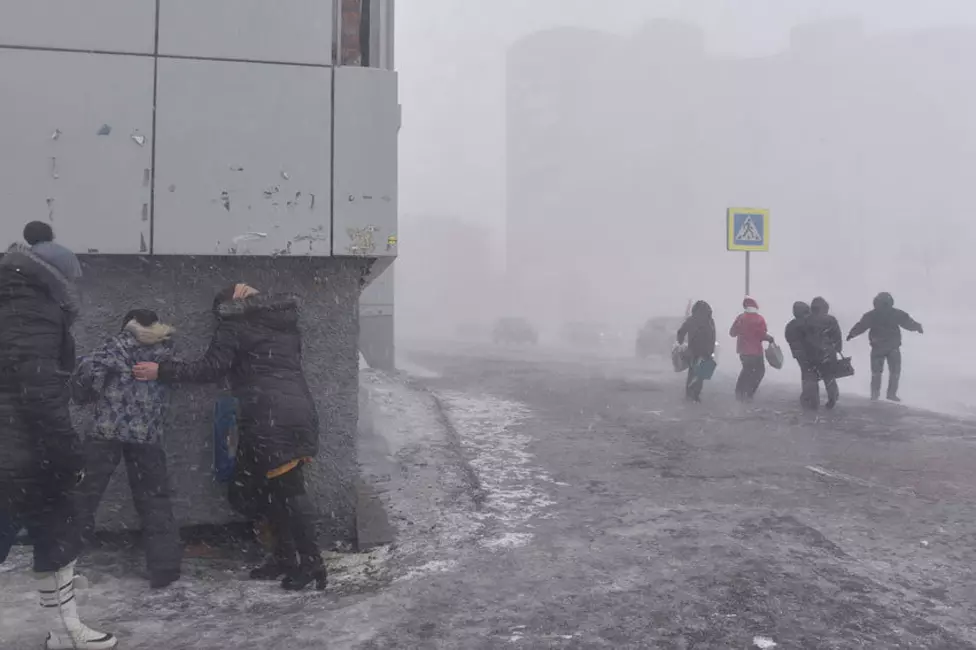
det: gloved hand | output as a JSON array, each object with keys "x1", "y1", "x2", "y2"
[
  {"x1": 918, "y1": 325, "x2": 924, "y2": 334},
  {"x1": 846, "y1": 334, "x2": 853, "y2": 342}
]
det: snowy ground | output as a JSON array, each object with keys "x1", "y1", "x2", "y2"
[{"x1": 3, "y1": 342, "x2": 976, "y2": 648}]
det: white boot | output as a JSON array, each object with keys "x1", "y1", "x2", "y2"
[{"x1": 38, "y1": 561, "x2": 118, "y2": 650}]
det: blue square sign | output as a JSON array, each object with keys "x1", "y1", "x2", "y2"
[{"x1": 727, "y1": 208, "x2": 769, "y2": 251}]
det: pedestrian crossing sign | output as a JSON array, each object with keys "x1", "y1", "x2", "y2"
[{"x1": 727, "y1": 208, "x2": 769, "y2": 252}]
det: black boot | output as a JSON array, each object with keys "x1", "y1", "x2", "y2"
[
  {"x1": 249, "y1": 560, "x2": 293, "y2": 581},
  {"x1": 149, "y1": 569, "x2": 181, "y2": 589},
  {"x1": 281, "y1": 565, "x2": 327, "y2": 592}
]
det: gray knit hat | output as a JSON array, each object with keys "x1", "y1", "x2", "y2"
[{"x1": 31, "y1": 241, "x2": 82, "y2": 282}]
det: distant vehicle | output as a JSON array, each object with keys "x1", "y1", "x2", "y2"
[
  {"x1": 635, "y1": 313, "x2": 721, "y2": 360},
  {"x1": 635, "y1": 316, "x2": 685, "y2": 359},
  {"x1": 493, "y1": 317, "x2": 538, "y2": 345},
  {"x1": 561, "y1": 321, "x2": 618, "y2": 348}
]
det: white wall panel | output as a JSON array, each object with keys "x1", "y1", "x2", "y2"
[
  {"x1": 158, "y1": 0, "x2": 334, "y2": 65},
  {"x1": 152, "y1": 59, "x2": 332, "y2": 256},
  {"x1": 0, "y1": 1, "x2": 156, "y2": 53},
  {"x1": 332, "y1": 67, "x2": 398, "y2": 257},
  {"x1": 0, "y1": 50, "x2": 154, "y2": 253}
]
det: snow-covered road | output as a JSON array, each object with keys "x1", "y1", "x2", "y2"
[{"x1": 3, "y1": 343, "x2": 976, "y2": 649}]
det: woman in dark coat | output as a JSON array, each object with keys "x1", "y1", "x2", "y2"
[
  {"x1": 677, "y1": 300, "x2": 717, "y2": 402},
  {"x1": 0, "y1": 231, "x2": 118, "y2": 649},
  {"x1": 133, "y1": 283, "x2": 325, "y2": 591}
]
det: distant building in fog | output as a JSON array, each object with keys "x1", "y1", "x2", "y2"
[{"x1": 505, "y1": 19, "x2": 976, "y2": 325}]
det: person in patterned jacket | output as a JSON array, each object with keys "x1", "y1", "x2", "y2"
[{"x1": 71, "y1": 309, "x2": 182, "y2": 589}]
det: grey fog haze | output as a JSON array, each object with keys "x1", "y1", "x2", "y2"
[{"x1": 396, "y1": 0, "x2": 976, "y2": 415}]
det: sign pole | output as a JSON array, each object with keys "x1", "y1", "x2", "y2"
[
  {"x1": 745, "y1": 251, "x2": 751, "y2": 296},
  {"x1": 727, "y1": 207, "x2": 768, "y2": 297}
]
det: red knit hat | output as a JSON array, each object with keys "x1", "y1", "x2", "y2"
[{"x1": 743, "y1": 296, "x2": 759, "y2": 309}]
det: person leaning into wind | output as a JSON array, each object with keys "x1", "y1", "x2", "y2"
[{"x1": 132, "y1": 283, "x2": 326, "y2": 591}]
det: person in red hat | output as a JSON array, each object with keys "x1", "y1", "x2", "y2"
[{"x1": 729, "y1": 296, "x2": 775, "y2": 401}]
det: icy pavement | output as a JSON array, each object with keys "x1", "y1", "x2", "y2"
[
  {"x1": 4, "y1": 347, "x2": 976, "y2": 648},
  {"x1": 2, "y1": 366, "x2": 554, "y2": 648}
]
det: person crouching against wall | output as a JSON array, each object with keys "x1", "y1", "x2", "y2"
[
  {"x1": 71, "y1": 309, "x2": 182, "y2": 589},
  {"x1": 132, "y1": 283, "x2": 326, "y2": 591}
]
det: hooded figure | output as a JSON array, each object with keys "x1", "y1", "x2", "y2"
[
  {"x1": 784, "y1": 301, "x2": 811, "y2": 362},
  {"x1": 0, "y1": 238, "x2": 118, "y2": 650},
  {"x1": 71, "y1": 310, "x2": 182, "y2": 589},
  {"x1": 802, "y1": 297, "x2": 843, "y2": 409},
  {"x1": 729, "y1": 296, "x2": 774, "y2": 401},
  {"x1": 847, "y1": 292, "x2": 923, "y2": 401},
  {"x1": 677, "y1": 300, "x2": 716, "y2": 402},
  {"x1": 132, "y1": 284, "x2": 325, "y2": 592}
]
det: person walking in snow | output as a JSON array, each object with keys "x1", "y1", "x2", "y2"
[
  {"x1": 72, "y1": 309, "x2": 182, "y2": 589},
  {"x1": 676, "y1": 300, "x2": 716, "y2": 402},
  {"x1": 729, "y1": 296, "x2": 775, "y2": 401},
  {"x1": 847, "y1": 292, "x2": 923, "y2": 402},
  {"x1": 784, "y1": 301, "x2": 817, "y2": 409},
  {"x1": 803, "y1": 296, "x2": 844, "y2": 410},
  {"x1": 132, "y1": 283, "x2": 326, "y2": 591},
  {"x1": 0, "y1": 223, "x2": 118, "y2": 650}
]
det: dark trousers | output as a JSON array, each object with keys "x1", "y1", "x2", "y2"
[
  {"x1": 0, "y1": 476, "x2": 81, "y2": 572},
  {"x1": 75, "y1": 439, "x2": 181, "y2": 574},
  {"x1": 870, "y1": 348, "x2": 902, "y2": 399},
  {"x1": 800, "y1": 362, "x2": 840, "y2": 410},
  {"x1": 736, "y1": 355, "x2": 766, "y2": 400},
  {"x1": 230, "y1": 453, "x2": 321, "y2": 571}
]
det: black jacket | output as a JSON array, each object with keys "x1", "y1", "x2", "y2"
[
  {"x1": 784, "y1": 301, "x2": 811, "y2": 361},
  {"x1": 0, "y1": 243, "x2": 82, "y2": 482},
  {"x1": 804, "y1": 297, "x2": 843, "y2": 364},
  {"x1": 677, "y1": 301, "x2": 716, "y2": 359},
  {"x1": 848, "y1": 292, "x2": 922, "y2": 355},
  {"x1": 158, "y1": 293, "x2": 319, "y2": 473}
]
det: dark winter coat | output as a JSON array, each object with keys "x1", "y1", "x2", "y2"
[
  {"x1": 157, "y1": 293, "x2": 319, "y2": 473},
  {"x1": 784, "y1": 301, "x2": 811, "y2": 361},
  {"x1": 847, "y1": 292, "x2": 922, "y2": 355},
  {"x1": 677, "y1": 301, "x2": 716, "y2": 359},
  {"x1": 0, "y1": 243, "x2": 82, "y2": 482},
  {"x1": 804, "y1": 297, "x2": 843, "y2": 364},
  {"x1": 72, "y1": 321, "x2": 175, "y2": 446}
]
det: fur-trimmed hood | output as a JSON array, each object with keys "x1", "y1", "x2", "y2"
[
  {"x1": 216, "y1": 293, "x2": 301, "y2": 332},
  {"x1": 0, "y1": 242, "x2": 80, "y2": 322},
  {"x1": 124, "y1": 320, "x2": 175, "y2": 346}
]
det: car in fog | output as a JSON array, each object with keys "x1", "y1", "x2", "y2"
[
  {"x1": 635, "y1": 314, "x2": 721, "y2": 360},
  {"x1": 561, "y1": 321, "x2": 619, "y2": 348},
  {"x1": 635, "y1": 316, "x2": 685, "y2": 359},
  {"x1": 493, "y1": 317, "x2": 539, "y2": 345}
]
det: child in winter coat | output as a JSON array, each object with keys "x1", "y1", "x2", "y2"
[
  {"x1": 729, "y1": 296, "x2": 775, "y2": 401},
  {"x1": 71, "y1": 309, "x2": 182, "y2": 589}
]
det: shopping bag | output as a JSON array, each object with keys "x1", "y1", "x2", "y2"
[
  {"x1": 821, "y1": 356, "x2": 855, "y2": 380},
  {"x1": 765, "y1": 342, "x2": 785, "y2": 370},
  {"x1": 693, "y1": 357, "x2": 717, "y2": 380},
  {"x1": 671, "y1": 343, "x2": 690, "y2": 372},
  {"x1": 213, "y1": 395, "x2": 239, "y2": 484}
]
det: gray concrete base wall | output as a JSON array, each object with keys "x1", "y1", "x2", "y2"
[
  {"x1": 75, "y1": 255, "x2": 369, "y2": 547},
  {"x1": 359, "y1": 313, "x2": 395, "y2": 370}
]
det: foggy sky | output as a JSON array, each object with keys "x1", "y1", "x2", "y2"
[{"x1": 396, "y1": 0, "x2": 976, "y2": 242}]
